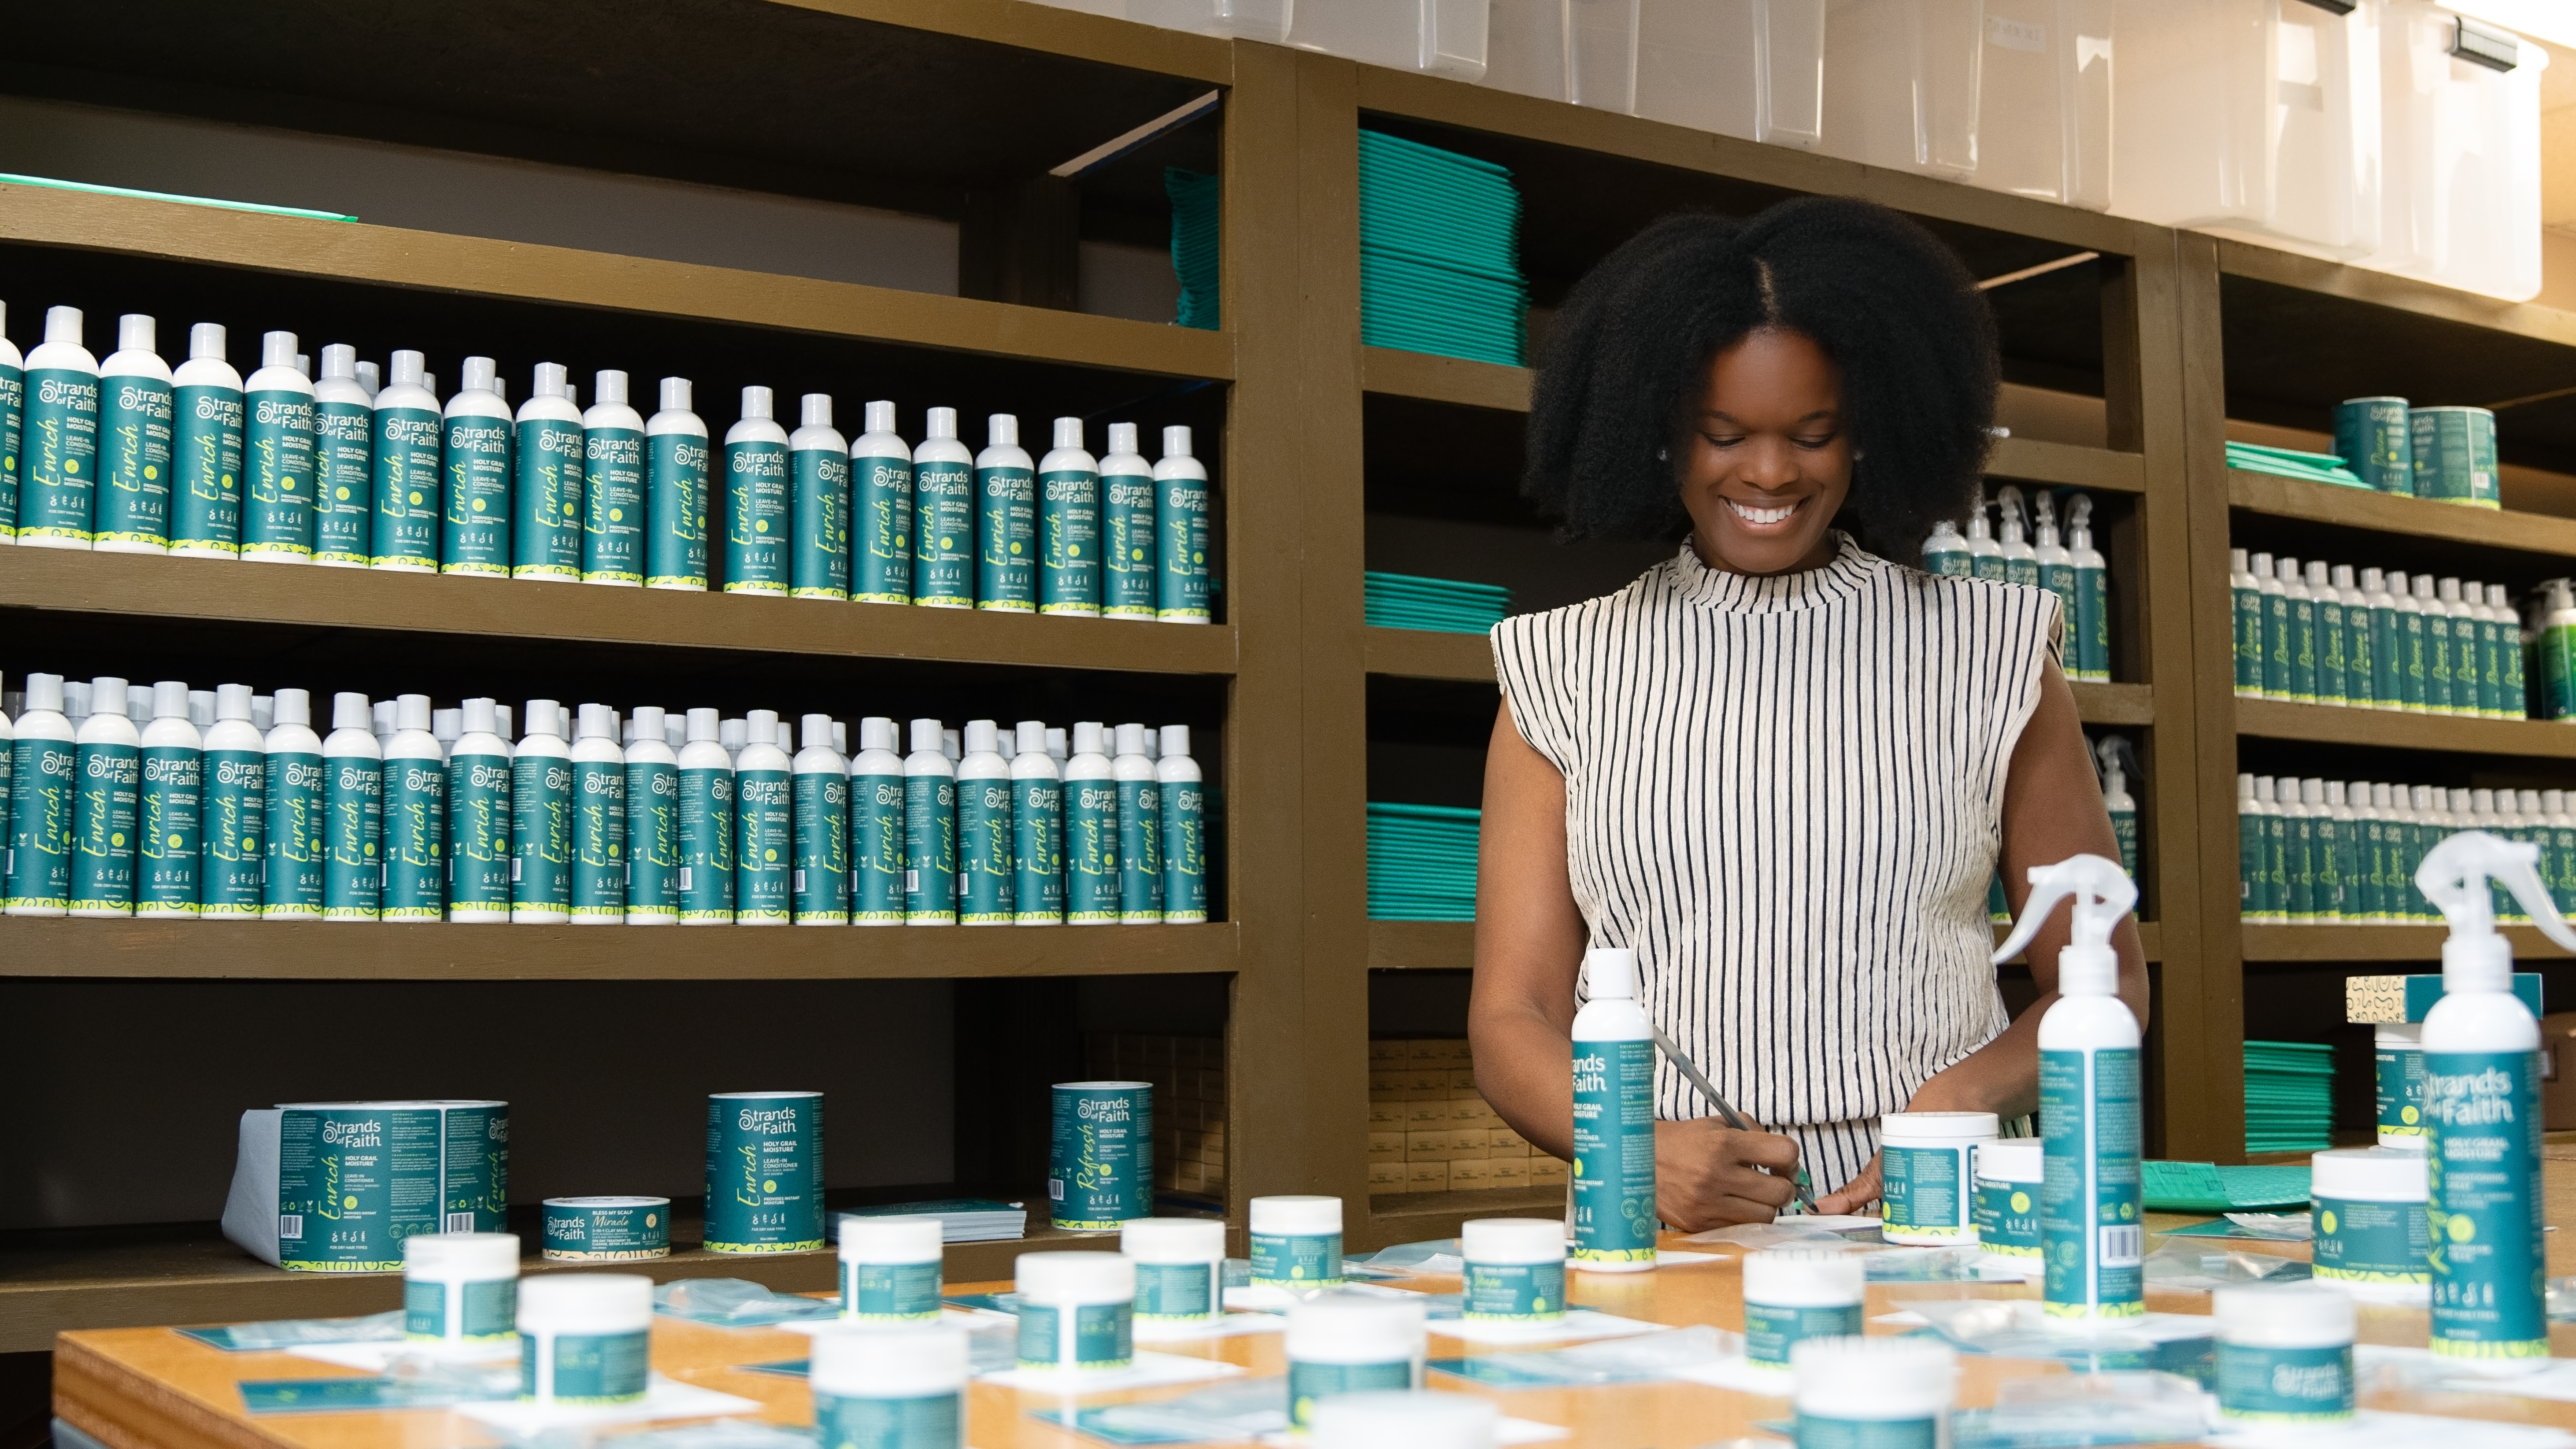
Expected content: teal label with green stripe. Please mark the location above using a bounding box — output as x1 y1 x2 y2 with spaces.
1063 779 1115 923
1881 1142 1970 1237
1159 475 1210 620
1286 1359 1405 1427
702 1093 823 1253
1572 1037 1656 1265
441 412 510 574
911 460 971 606
852 773 906 923
959 776 1013 925
2217 1341 2354 1423
1134 1261 1215 1320
2076 562 2109 680
310 397 371 565
2235 585 2263 691
1050 1083 1149 1230
199 749 264 916
1018 1301 1132 1371
511 754 571 915
1015 776 1064 924
854 451 912 604
97 374 174 546
2377 1044 2426 1144
2427 612 2455 713
2317 596 2347 703
647 431 708 589
723 437 788 594
22 367 99 542
523 1330 648 1404
137 745 201 914
977 463 1035 610
1248 1230 1341 1288
1039 466 1099 614
1743 1300 1861 1367
0 361 20 535
242 389 315 558
1976 1177 2041 1259
1103 470 1156 618
582 427 644 584
277 1105 442 1271
405 1277 517 1342
1462 1260 1566 1321
1118 778 1161 922
383 757 445 920
512 414 584 580
2314 1194 2429 1283
814 1390 960 1449
733 767 792 922
624 758 677 920
70 741 140 912
446 751 513 915
679 766 735 921
2289 594 2317 702
792 445 850 599
840 1258 940 1320
571 759 625 920
2428 1049 2547 1359
322 756 381 920
1161 780 1206 923
903 774 955 921
262 750 324 917
368 405 440 568
1791 1414 1936 1449
2040 1046 2143 1320
792 770 849 922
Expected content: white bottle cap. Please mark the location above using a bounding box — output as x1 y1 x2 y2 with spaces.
569 370 617 408
910 718 943 754
832 722 848 754
860 400 895 434
331 692 370 731
45 306 81 345
1461 1218 1566 1266
250 695 273 732
2332 563 2355 589
2276 555 2303 583
1159 724 1192 758
517 1273 652 1334
1583 946 1637 1001
2451 787 2474 813
2251 551 2273 575
295 353 311 377
497 705 518 739
452 355 495 394
1073 721 1107 756
2524 788 2546 813
2303 777 2325 806
463 698 499 736
1880 1111 1999 1146
2213 1282 2354 1347
318 344 356 381
1015 1251 1135 1305
1743 1249 1865 1307
1053 417 1083 450
19 673 61 714
1285 1294 1423 1364
859 717 897 753
748 710 785 747
2230 547 2248 573
531 362 567 399
840 1213 944 1264
118 314 155 353
272 689 310 728
2492 583 2512 606
1308 1392 1498 1449
355 359 380 393
1976 1138 2044 1183
123 684 150 721
525 700 563 739
1250 1195 1341 1236
1108 423 1140 455
1010 721 1042 756
741 385 773 420
1789 1337 1954 1419
625 704 665 742
802 714 836 751
373 699 396 736
2415 574 2438 599
190 323 227 362
84 678 128 718
434 710 463 747
2311 1147 2426 1203
2441 576 2464 602
926 407 958 440
213 682 252 722
799 393 832 428
945 729 962 761
1163 425 1193 459
571 703 611 740
260 331 298 370
660 377 692 414
189 691 217 729
405 1232 520 1280
1116 723 1150 757
686 708 720 744
1043 728 1064 762
2361 566 2384 591
151 681 189 721
720 718 748 756
395 694 433 733
1121 1217 1226 1264
988 414 1018 447
384 349 423 388
809 1323 969 1395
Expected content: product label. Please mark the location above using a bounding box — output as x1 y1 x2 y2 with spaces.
2264 590 2291 698
382 757 446 920
851 772 906 923
793 770 850 922
2040 1046 2143 1319
1975 1176 2042 1258
702 1094 824 1253
0 362 21 535
442 1102 509 1235
1017 1301 1132 1371
977 464 1035 610
2371 605 2402 708
242 389 316 558
441 411 510 574
792 445 851 599
854 451 913 604
311 397 372 565
1790 1413 1937 1449
1103 471 1157 617
172 383 244 554
2217 1341 2354 1423
911 459 972 607
2238 810 2266 919
1572 1037 1657 1264
263 750 324 917
734 768 792 922
723 437 788 593
1051 1084 1151 1229
2076 564 2110 680
369 405 441 568
2234 586 2265 693
2427 1049 2547 1358
1063 779 1116 923
2428 612 2455 713
1743 1300 1862 1367
1462 1260 1566 1320
2400 608 2429 709
903 774 956 921
513 414 584 580
96 374 174 546
842 1259 941 1320
542 1200 669 1260
2289 595 2317 702
1118 777 1162 922
198 748 264 916
959 776 1014 925
277 1105 442 1271
322 756 382 920
679 766 736 922
582 427 645 583
1249 1230 1341 1286
404 1276 517 1342
69 740 141 912
2317 596 2347 703
2346 605 2375 706
1161 779 1206 923
446 750 514 915
571 758 626 919
647 431 709 589
1286 1360 1407 1427
624 759 678 920
1133 1261 1216 1320
11 734 76 910
136 745 201 914
2376 1045 2426 1144
1039 466 1099 614
1159 477 1210 620
524 1329 648 1405
2314 1193 2430 1283
813 1390 962 1449
22 367 99 542
1017 776 1066 924
1881 1142 1969 1238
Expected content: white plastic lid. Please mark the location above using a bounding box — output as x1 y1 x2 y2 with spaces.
332 692 370 731
152 681 189 721
447 355 495 394
2414 574 2438 600
1881 1111 1999 1146
802 713 835 752
660 377 692 414
1251 1195 1342 1236
371 701 396 737
721 718 748 754
864 400 896 434
518 1273 652 1334
529 361 566 399
1122 1217 1226 1264
2332 563 2355 590
295 354 310 377
1015 1251 1135 1305
910 718 943 754
682 707 717 744
2275 556 2300 583
2251 551 2273 574
2492 583 2513 606
1308 1392 1496 1449
742 385 773 420
2213 1282 2354 1348
190 322 226 362
860 717 898 753
988 414 1018 447
1583 947 1636 1001
1160 724 1191 758
572 703 612 741
214 682 251 721
1107 422 1140 456
272 689 310 729
809 1323 969 1395
398 695 433 733
316 344 355 381
525 700 564 740
45 306 81 344
1014 721 1046 756
462 698 499 737
926 407 957 440
1042 728 1063 762
798 393 831 429
840 1214 944 1263
1285 1294 1424 1363
190 691 217 729
123 684 150 721
1163 425 1193 459
1976 1139 2044 1183
1461 1217 1566 1266
405 1232 520 1279
1073 721 1107 756
434 710 463 744
1054 417 1083 450
88 677 130 718
2363 567 2385 591
2312 1147 2427 1202
117 314 154 353
1743 1249 1865 1307
1789 1337 1955 1418
832 722 847 754
1116 723 1151 757
748 710 781 747
964 719 999 754
253 331 294 370
944 729 962 761
2440 577 2463 602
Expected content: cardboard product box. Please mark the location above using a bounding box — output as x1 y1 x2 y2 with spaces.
1484 1127 1529 1158
1369 1102 1406 1130
1406 1130 1455 1161
1406 1039 1452 1065
1447 1068 1480 1094
1369 1072 1406 1100
1448 1159 1496 1190
1404 1071 1449 1099
1488 1157 1531 1189
1447 1133 1488 1161
1406 1102 1452 1131
1368 1131 1407 1162
1450 1098 1499 1129
1406 1161 1451 1193
1369 1160 1406 1192
1528 1157 1569 1187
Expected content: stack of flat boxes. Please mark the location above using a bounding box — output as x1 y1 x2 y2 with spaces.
1084 1032 1227 1205
1365 1037 1568 1195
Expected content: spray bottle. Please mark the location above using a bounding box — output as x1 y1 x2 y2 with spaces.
1039 418 1102 616
977 415 1036 613
318 692 381 922
509 363 583 581
1101 424 1158 619
955 720 1014 926
20 307 99 548
260 690 324 918
732 710 791 923
2332 566 2371 706
445 698 514 922
789 396 851 602
1158 724 1206 921
1114 722 1163 924
790 713 848 924
2093 737 2139 881
845 717 904 925
676 706 735 923
576 370 644 586
566 704 626 924
2065 494 2109 682
646 377 709 590
1919 519 1969 578
136 681 201 918
1964 486 2003 581
382 694 445 923
1992 486 2037 588
0 304 20 541
911 409 974 608
2032 492 2076 648
1063 721 1117 923
723 387 789 596
905 717 958 924
2280 558 2317 705
96 314 174 554
308 345 372 567
68 677 140 917
1570 945 1657 1272
1157 426 1210 623
197 683 265 919
1991 854 2142 1323
366 349 440 570
2307 562 2347 706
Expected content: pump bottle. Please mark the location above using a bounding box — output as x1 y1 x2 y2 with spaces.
976 414 1036 612
1063 721 1116 923
1992 486 2037 587
380 695 445 922
135 681 202 918
1963 487 2002 581
509 363 583 582
1571 945 1657 1272
904 717 958 924
20 307 99 549
2065 494 2109 682
1101 424 1158 619
911 408 974 608
1156 426 1211 623
722 387 790 596
1158 724 1206 921
1114 722 1163 923
69 677 141 917
848 717 907 924
646 378 710 591
1920 520 1969 578
96 315 174 554
260 690 324 918
1039 417 1102 616
0 305 21 543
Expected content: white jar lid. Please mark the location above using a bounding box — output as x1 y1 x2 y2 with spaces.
1976 1140 2044 1183
710 1089 822 1101
840 1214 944 1263
545 1197 668 1209
1460 1218 1566 1266
1055 1079 1152 1091
1880 1111 1999 1146
1742 1249 1864 1307
2373 1022 2422 1045
809 1323 969 1395
1308 1391 1498 1449
1123 1217 1227 1263
1252 1194 1343 1236
404 1232 520 1279
2311 1147 2426 1203
1790 1337 1956 1417
2214 1283 2355 1348
1015 1251 1136 1305
1286 1293 1427 1363
518 1273 652 1333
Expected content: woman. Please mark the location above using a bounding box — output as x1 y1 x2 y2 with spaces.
1473 197 2147 1228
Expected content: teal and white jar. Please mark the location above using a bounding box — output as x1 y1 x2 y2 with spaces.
540 1198 670 1262
1123 1216 1226 1323
1879 1110 1996 1245
1973 1139 2044 1276
1307 1391 1498 1449
811 1322 967 1449
1249 1194 1343 1290
1014 1251 1134 1374
1049 1080 1151 1231
840 1214 944 1321
1791 1336 1954 1446
1286 1294 1425 1429
1460 1217 1566 1323
2310 1148 2429 1294
517 1273 651 1406
2375 1022 2427 1150
2214 1283 2356 1427
404 1232 519 1344
1742 1250 1864 1369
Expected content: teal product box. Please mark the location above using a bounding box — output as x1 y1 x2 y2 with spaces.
703 1090 825 1253
1049 1081 1151 1231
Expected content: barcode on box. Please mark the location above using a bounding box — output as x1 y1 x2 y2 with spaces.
2101 1225 2143 1266
1048 1178 1065 1201
446 1212 476 1233
278 1215 303 1240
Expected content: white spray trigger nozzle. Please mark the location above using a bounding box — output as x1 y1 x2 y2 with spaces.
1990 853 2135 995
2417 831 2576 991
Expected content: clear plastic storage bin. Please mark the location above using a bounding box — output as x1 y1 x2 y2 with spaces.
1636 0 1827 148
1486 0 1571 101
1820 0 1984 177
1973 0 2113 208
2362 2 2545 300
1289 0 1491 81
1571 0 1643 112
1125 0 1290 41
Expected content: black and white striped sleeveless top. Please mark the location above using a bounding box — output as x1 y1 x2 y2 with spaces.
1489 533 2060 1194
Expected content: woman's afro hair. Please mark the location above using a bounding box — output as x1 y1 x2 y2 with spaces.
1523 196 1999 561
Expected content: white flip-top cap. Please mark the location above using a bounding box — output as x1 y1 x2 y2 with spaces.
1116 723 1150 757
839 1214 943 1263
2441 576 2464 602
1108 423 1140 455
574 703 613 740
356 360 379 393
1015 1251 1135 1305
688 707 720 744
459 356 496 394
988 414 1018 447
801 394 831 428
628 704 664 739
21 673 63 714
373 699 397 736
262 331 298 369
434 710 463 745
802 714 834 751
87 678 129 718
532 362 567 398
118 314 155 352
405 1232 520 1279
964 719 999 754
124 684 151 721
332 693 370 731
746 709 778 745
318 344 355 381
660 377 692 413
865 400 896 434
1159 724 1191 758
592 370 628 406
1043 728 1063 761
152 681 189 720
1977 1138 2043 1182
518 1273 651 1334
1162 425 1192 458
1069 721 1103 756
2313 1147 2426 1202
1789 1337 1954 1417
1053 417 1083 450
926 407 958 440
463 698 499 736
1016 721 1046 755
1286 1293 1423 1361
832 722 848 754
741 386 773 420
1462 1217 1566 1265
1250 1195 1341 1236
995 728 1017 761
215 683 252 721
385 350 423 388
44 306 81 344
251 695 272 732
1308 1392 1498 1449
525 700 563 739
860 717 898 752
809 1323 969 1395
910 718 943 754
295 354 311 377
397 695 433 732
190 323 227 361
1583 946 1636 1000
1121 1217 1225 1263
189 691 217 729
272 689 310 728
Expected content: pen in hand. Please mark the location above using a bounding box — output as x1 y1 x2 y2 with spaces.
1647 1023 1822 1214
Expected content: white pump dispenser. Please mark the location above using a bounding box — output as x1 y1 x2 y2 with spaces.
1991 486 2037 587
2064 495 2108 683
1962 485 2002 580
2094 738 2138 880
2031 491 2074 629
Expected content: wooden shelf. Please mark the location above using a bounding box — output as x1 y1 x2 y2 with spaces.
2215 239 2576 353
0 918 1237 981
1369 920 1473 971
1360 347 1532 413
2235 697 2576 760
2228 468 2576 558
2242 924 2576 963
1988 437 2146 495
2071 681 2154 726
1364 626 1494 683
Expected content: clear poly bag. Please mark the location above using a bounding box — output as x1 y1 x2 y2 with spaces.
1070 1374 1291 1442
1682 1221 1858 1252
1431 1325 1737 1387
1950 1371 2213 1449
651 1278 839 1326
2139 1241 2310 1291
1861 1245 1989 1281
2219 1212 2312 1241
179 1310 406 1350
585 1421 822 1449
1903 1299 2214 1383
1347 1239 1463 1277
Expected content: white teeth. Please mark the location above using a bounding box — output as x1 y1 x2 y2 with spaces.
1728 499 1797 525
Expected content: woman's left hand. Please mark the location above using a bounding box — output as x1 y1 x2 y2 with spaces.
1814 1153 1881 1215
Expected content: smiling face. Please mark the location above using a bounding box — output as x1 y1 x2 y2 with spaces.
1675 327 1854 577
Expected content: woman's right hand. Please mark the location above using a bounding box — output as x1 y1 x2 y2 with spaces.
1652 1117 1803 1230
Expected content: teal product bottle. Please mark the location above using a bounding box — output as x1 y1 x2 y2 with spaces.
1570 946 1657 1270
2423 575 2457 714
2236 774 2264 918
135 683 203 918
976 413 1036 612
2064 494 2110 682
1994 486 2039 587
581 371 645 586
2491 584 2527 719
94 314 174 554
439 355 510 576
911 407 973 608
2394 572 2429 711
368 349 442 571
0 304 21 540
2097 738 2139 881
1158 724 1207 923
511 363 584 582
646 377 710 590
956 721 1014 926
2364 569 2402 710
1039 417 1102 617
19 306 100 549
445 698 514 923
1101 424 1159 620
381 695 445 922
566 703 626 924
2256 553 2289 699
903 718 958 924
733 711 793 923
722 387 790 596
68 677 141 917
195 684 265 919
2308 562 2346 706
309 345 373 568
2334 566 2373 707
2286 780 2318 921
848 717 907 925
2469 580 2505 718
2231 549 2263 696
1017 721 1071 925
2284 559 2318 704
677 707 736 923
1157 425 1211 623
2446 577 2483 716
620 706 678 924
1114 724 1162 923
240 331 316 563
850 401 912 606
1062 722 1115 924
4 675 74 915
1966 492 2004 580
320 693 382 921
791 714 849 924
789 394 851 601
1921 518 1970 577
260 690 325 919
511 702 573 924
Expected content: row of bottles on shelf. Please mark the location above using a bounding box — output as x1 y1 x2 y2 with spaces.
0 306 1213 619
2234 774 2576 924
1921 485 2110 681
2227 548 2539 719
0 673 1207 926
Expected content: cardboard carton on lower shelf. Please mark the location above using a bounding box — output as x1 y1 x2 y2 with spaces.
1448 1159 1495 1190
1406 1161 1450 1193
1489 1157 1529 1188
1369 1160 1406 1191
1528 1157 1568 1187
